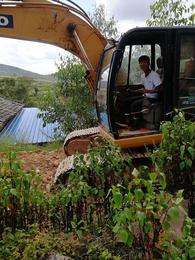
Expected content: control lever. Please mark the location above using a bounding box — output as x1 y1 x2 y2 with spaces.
114 91 120 107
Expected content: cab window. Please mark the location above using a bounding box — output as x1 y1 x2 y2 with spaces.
129 45 151 84
115 44 161 86
178 35 195 114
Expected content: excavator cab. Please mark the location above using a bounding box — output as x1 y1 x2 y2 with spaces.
1 0 195 155
96 27 195 149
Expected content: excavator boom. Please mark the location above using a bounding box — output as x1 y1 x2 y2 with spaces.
0 0 107 92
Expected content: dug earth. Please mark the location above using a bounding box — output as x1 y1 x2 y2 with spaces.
0 148 66 190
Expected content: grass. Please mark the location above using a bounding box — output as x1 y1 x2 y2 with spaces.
0 136 64 153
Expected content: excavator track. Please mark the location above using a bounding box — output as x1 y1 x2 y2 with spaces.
122 147 153 172
63 127 100 156
54 155 75 184
54 127 153 185
123 146 153 159
55 127 100 184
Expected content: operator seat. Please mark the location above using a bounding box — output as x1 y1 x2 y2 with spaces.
142 56 164 130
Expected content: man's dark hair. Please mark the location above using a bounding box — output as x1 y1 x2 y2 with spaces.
138 55 150 63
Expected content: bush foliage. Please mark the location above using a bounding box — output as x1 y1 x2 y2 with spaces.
38 56 98 139
0 76 53 107
1 113 195 259
151 111 195 218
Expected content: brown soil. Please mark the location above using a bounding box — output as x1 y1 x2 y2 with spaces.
0 148 66 190
0 147 155 190
0 148 153 191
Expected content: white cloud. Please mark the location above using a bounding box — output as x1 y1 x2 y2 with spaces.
0 37 65 74
96 0 153 33
97 0 151 22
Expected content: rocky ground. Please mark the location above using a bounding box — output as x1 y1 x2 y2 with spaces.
0 148 66 190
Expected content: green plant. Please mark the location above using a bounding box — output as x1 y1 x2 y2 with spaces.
0 136 63 152
0 152 42 234
88 3 119 39
159 216 195 260
0 140 131 238
0 224 79 260
56 138 132 236
38 56 98 138
0 143 130 259
0 152 61 234
151 111 195 217
82 232 123 259
172 217 195 260
147 0 195 26
111 167 187 259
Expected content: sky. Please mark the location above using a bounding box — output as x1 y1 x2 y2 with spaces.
0 0 163 75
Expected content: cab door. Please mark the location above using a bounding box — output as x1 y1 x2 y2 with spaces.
107 28 169 139
176 31 195 116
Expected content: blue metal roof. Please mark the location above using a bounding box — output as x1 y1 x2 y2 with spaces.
0 108 62 144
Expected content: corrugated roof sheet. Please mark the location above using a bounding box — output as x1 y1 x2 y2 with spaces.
0 96 24 129
0 108 62 144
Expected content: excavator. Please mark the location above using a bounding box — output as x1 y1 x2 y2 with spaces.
1 0 195 183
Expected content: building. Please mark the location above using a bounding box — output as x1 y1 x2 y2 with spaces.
0 96 61 143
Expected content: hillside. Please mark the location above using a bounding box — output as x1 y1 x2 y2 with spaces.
0 63 55 81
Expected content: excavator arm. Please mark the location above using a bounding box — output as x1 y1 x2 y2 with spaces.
0 0 107 93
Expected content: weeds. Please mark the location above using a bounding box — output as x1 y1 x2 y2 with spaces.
0 136 63 152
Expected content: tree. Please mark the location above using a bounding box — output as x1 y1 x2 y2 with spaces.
0 77 28 103
38 56 98 138
0 77 15 98
0 76 46 107
16 76 34 88
38 4 119 138
147 0 195 26
88 3 119 39
35 87 39 95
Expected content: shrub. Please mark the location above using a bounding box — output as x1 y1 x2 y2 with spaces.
0 152 42 234
0 224 78 260
56 138 132 236
151 111 195 218
111 167 187 259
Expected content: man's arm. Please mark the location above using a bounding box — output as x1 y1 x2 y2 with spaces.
128 85 145 94
143 83 163 94
129 83 163 94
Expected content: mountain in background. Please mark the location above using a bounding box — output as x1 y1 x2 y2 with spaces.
0 64 56 81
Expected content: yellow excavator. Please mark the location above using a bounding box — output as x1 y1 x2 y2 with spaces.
1 0 195 182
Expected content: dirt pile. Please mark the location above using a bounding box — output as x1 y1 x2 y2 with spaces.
0 148 66 190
